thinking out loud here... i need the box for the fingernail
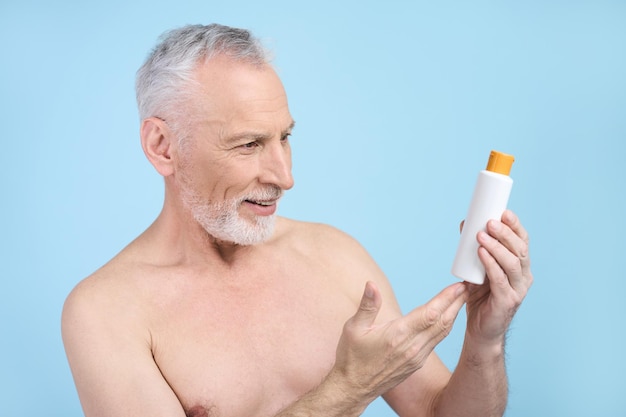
[489,220,501,232]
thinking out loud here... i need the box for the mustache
[241,185,283,203]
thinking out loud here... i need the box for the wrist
[274,368,369,417]
[461,331,506,367]
[300,367,369,417]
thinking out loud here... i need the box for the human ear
[140,117,174,177]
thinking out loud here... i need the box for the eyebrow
[225,120,296,143]
[283,120,296,136]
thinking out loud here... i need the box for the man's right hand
[330,281,467,404]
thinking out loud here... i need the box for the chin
[204,214,277,246]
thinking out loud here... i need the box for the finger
[485,220,525,271]
[407,283,466,335]
[483,214,532,292]
[499,210,531,271]
[350,281,383,328]
[477,230,532,299]
[476,242,511,296]
[437,283,467,331]
[459,220,465,234]
[412,284,467,358]
[486,215,528,262]
[502,210,529,245]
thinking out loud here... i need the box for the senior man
[62,23,532,417]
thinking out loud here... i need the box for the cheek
[177,152,260,199]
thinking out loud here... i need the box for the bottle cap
[486,150,515,175]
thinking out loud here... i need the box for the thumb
[350,281,382,328]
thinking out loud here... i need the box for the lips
[242,199,278,216]
[245,199,276,206]
[240,186,283,215]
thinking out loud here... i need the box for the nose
[259,140,294,190]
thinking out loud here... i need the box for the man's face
[173,56,295,245]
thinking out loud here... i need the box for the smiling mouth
[245,199,276,206]
[242,186,283,208]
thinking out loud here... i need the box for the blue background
[2,1,625,416]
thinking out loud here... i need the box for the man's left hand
[465,209,533,345]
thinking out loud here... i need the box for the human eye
[235,138,263,152]
[241,141,259,149]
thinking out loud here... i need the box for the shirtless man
[62,24,533,417]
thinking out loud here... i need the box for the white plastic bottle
[451,150,515,284]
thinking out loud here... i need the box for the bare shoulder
[277,217,369,256]
[62,251,149,346]
[276,217,401,316]
[61,250,185,417]
[275,217,379,273]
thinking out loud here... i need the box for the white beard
[180,182,282,246]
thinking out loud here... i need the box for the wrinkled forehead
[183,56,293,141]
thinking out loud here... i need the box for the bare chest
[150,279,354,417]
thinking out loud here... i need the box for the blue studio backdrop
[2,1,625,416]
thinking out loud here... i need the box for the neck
[138,194,266,268]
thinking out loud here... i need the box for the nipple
[186,405,210,417]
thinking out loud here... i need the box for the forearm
[274,368,372,417]
[433,333,508,417]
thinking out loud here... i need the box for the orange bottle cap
[486,150,515,175]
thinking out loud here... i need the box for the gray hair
[135,24,271,138]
